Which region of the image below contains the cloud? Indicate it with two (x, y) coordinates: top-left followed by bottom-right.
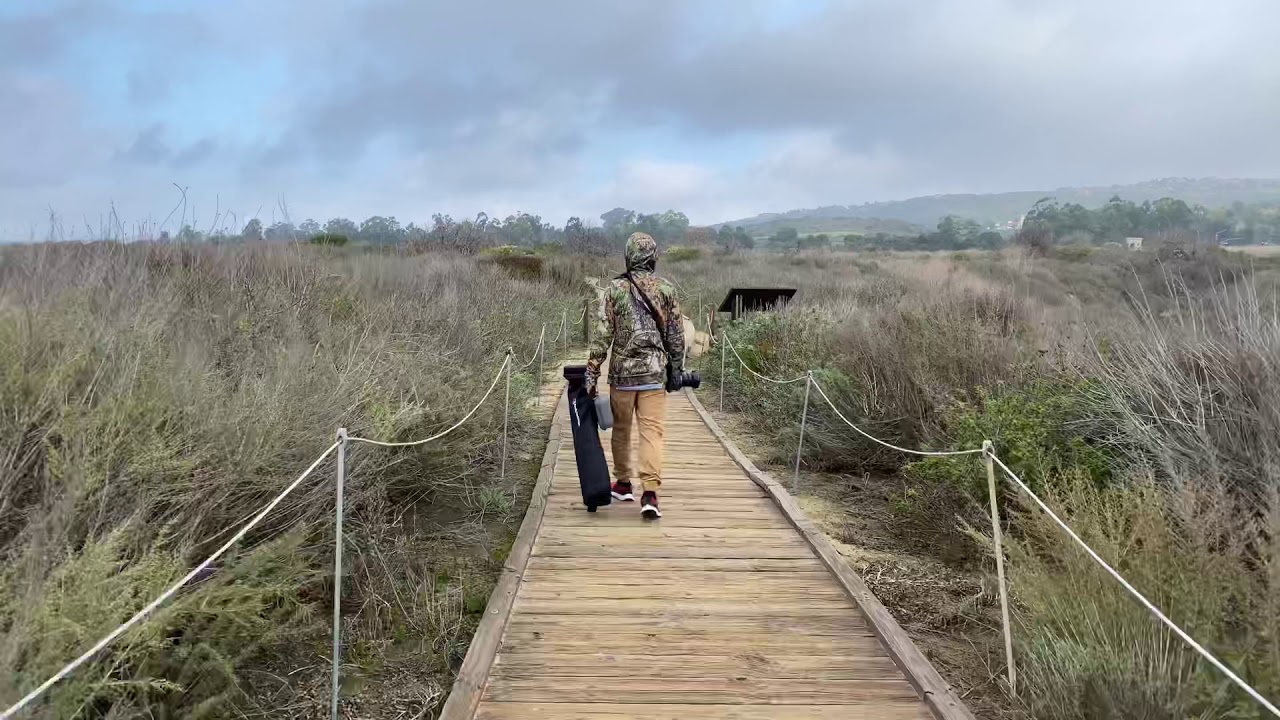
(115, 124), (171, 165)
(172, 137), (218, 168)
(587, 135), (911, 224)
(0, 70), (105, 188)
(2, 0), (1280, 238)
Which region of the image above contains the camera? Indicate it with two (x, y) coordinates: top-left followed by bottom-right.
(676, 370), (702, 389)
(665, 364), (701, 390)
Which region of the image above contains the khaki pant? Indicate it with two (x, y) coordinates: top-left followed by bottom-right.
(610, 389), (666, 492)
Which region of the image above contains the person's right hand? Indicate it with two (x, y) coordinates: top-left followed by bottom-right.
(584, 374), (598, 397)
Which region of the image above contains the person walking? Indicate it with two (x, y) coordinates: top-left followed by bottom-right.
(584, 232), (686, 519)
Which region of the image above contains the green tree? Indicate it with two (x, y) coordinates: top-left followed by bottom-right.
(265, 221), (295, 241)
(176, 224), (202, 242)
(324, 217), (358, 238)
(600, 207), (636, 233)
(770, 227), (800, 250)
(359, 215), (403, 244)
(659, 210), (690, 239)
(975, 230), (1004, 249)
(241, 218), (263, 241)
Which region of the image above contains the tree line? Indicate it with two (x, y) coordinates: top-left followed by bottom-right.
(164, 206), (759, 255)
(159, 195), (1280, 254)
(1022, 195), (1280, 245)
(762, 215), (1005, 252)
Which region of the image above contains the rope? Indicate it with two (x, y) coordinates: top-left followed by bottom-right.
(519, 325), (545, 370)
(576, 305), (588, 325)
(549, 315), (565, 344)
(809, 378), (984, 458)
(723, 335), (807, 384)
(988, 453), (1280, 717)
(347, 354), (511, 448)
(0, 441), (342, 720)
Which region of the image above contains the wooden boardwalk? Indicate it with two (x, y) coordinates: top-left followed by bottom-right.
(442, 386), (973, 720)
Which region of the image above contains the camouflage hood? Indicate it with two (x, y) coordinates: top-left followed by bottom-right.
(584, 232), (685, 388)
(625, 232), (658, 273)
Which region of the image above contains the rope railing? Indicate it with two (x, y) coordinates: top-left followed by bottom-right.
(722, 334), (808, 384)
(1, 311), (583, 720)
(519, 324), (546, 370)
(989, 453), (1280, 717)
(808, 378), (984, 458)
(347, 354), (511, 448)
(1, 442), (342, 720)
(713, 328), (1280, 716)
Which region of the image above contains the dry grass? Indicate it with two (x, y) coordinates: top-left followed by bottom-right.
(679, 247), (1280, 719)
(1234, 244), (1280, 257)
(0, 241), (583, 717)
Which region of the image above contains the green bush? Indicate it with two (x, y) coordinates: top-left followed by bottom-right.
(309, 232), (348, 246)
(665, 246), (703, 262)
(906, 378), (1116, 499)
(481, 252), (544, 281)
(1009, 475), (1280, 719)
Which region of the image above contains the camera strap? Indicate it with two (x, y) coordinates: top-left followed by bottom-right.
(622, 272), (670, 353)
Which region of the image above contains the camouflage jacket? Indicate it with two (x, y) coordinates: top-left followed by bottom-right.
(586, 235), (685, 388)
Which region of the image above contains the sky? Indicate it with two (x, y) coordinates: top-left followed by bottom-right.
(3, 0), (1279, 239)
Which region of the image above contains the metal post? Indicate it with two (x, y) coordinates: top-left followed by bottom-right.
(984, 440), (1016, 697)
(501, 350), (512, 482)
(793, 372), (812, 494)
(330, 428), (348, 720)
(719, 331), (727, 413)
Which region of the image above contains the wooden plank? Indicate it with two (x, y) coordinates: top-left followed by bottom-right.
(516, 584), (848, 602)
(491, 653), (902, 679)
(520, 569), (829, 585)
(540, 502), (778, 512)
(526, 556), (824, 572)
(541, 514), (789, 528)
(437, 388), (567, 720)
(475, 702), (931, 720)
(483, 677), (922, 704)
(506, 612), (869, 636)
(684, 389), (975, 720)
(530, 544), (815, 559)
(512, 598), (851, 616)
(538, 527), (802, 541)
(544, 497), (778, 511)
(498, 633), (884, 656)
(547, 487), (767, 498)
(549, 478), (757, 486)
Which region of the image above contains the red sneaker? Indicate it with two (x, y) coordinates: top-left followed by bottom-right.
(640, 491), (661, 519)
(611, 482), (634, 502)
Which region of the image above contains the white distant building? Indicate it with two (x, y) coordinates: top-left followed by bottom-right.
(1126, 237), (1143, 250)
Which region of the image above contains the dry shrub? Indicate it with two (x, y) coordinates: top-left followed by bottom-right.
(481, 252), (544, 281)
(0, 241), (581, 717)
(687, 249), (1280, 717)
(1009, 474), (1279, 719)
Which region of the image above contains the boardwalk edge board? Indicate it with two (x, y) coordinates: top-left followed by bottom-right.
(439, 387), (568, 720)
(683, 388), (978, 720)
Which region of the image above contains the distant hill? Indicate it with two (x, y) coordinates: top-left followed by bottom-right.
(719, 178), (1280, 233)
(723, 215), (924, 238)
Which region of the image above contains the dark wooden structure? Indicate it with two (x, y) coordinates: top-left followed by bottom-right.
(717, 287), (797, 322)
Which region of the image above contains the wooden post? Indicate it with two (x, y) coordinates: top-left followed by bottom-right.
(984, 440), (1016, 697)
(582, 298), (590, 345)
(331, 428), (348, 720)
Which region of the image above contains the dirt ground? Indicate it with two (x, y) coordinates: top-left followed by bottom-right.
(716, 411), (1014, 720)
